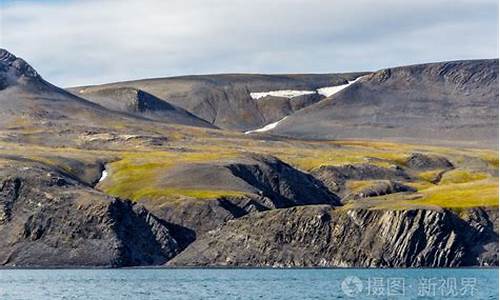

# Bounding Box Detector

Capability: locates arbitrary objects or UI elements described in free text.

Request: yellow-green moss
[98,149,243,203]
[106,186,246,203]
[418,169,444,183]
[345,180,379,193]
[279,147,407,171]
[345,178,498,210]
[439,169,490,184]
[4,131,498,211]
[405,181,434,191]
[480,152,499,170]
[409,179,498,208]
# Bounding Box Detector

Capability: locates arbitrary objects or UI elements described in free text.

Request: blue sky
[0,0,498,87]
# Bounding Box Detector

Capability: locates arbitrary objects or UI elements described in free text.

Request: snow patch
[250,90,316,100]
[250,75,367,100]
[99,170,108,182]
[245,75,367,134]
[317,76,365,97]
[245,117,288,134]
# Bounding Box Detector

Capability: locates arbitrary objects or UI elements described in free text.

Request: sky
[0,0,498,87]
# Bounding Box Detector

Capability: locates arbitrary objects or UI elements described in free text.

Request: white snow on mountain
[244,117,288,134]
[246,75,366,134]
[250,75,366,100]
[99,170,108,182]
[317,76,365,97]
[250,90,316,100]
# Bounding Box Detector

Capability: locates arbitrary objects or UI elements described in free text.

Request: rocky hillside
[71,86,215,128]
[0,160,180,267]
[271,60,499,148]
[169,205,498,267]
[0,49,497,268]
[0,49,127,129]
[0,49,216,132]
[130,154,340,244]
[72,72,367,131]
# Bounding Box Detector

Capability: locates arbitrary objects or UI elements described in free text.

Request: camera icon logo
[341,276,363,297]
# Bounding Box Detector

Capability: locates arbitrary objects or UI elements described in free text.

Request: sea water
[0,268,497,299]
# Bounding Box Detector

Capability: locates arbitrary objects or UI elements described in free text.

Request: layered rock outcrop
[0,163,180,267]
[169,205,498,267]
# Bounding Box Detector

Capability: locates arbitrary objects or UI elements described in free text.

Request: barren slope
[72,72,367,131]
[271,60,499,148]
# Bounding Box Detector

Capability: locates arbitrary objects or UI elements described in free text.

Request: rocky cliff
[144,154,339,246]
[0,161,180,267]
[169,205,498,267]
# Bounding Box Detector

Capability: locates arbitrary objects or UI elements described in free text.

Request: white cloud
[0,0,497,87]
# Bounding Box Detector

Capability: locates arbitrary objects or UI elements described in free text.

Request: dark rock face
[150,196,267,249]
[0,164,180,267]
[226,155,339,208]
[169,205,498,267]
[273,59,499,148]
[312,163,411,194]
[106,201,180,266]
[254,93,324,125]
[0,178,21,224]
[350,180,416,199]
[405,153,454,170]
[0,49,40,89]
[148,154,339,242]
[314,163,411,183]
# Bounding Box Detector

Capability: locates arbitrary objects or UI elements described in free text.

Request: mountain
[73,72,368,131]
[270,60,499,148]
[0,48,119,128]
[0,49,214,132]
[69,86,216,128]
[0,49,497,268]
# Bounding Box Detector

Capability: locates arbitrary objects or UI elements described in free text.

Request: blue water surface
[0,268,497,299]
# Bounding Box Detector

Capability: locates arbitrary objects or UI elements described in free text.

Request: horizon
[65,56,498,88]
[1,0,498,87]
[3,46,499,89]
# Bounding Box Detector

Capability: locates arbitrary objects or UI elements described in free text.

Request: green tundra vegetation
[96,136,498,209]
[0,125,497,210]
